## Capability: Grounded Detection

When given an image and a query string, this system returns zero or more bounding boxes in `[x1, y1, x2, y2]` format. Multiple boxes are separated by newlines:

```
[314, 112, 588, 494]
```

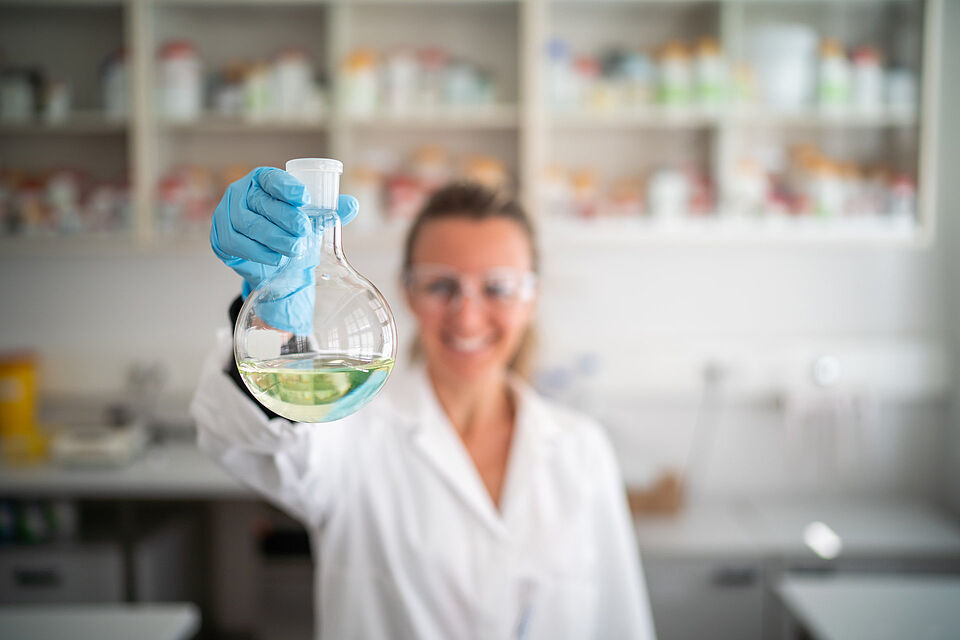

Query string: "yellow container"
[0, 352, 47, 464]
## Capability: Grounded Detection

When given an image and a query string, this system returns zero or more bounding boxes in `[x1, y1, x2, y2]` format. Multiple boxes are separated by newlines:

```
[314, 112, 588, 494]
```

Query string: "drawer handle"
[14, 567, 61, 589]
[711, 566, 757, 588]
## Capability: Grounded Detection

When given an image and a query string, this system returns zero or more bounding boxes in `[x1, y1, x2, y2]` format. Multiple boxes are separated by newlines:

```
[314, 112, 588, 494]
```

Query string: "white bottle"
[384, 48, 418, 113]
[102, 50, 128, 120]
[272, 48, 313, 120]
[158, 40, 202, 122]
[851, 46, 884, 115]
[342, 49, 379, 115]
[817, 39, 851, 113]
[648, 168, 689, 219]
[885, 68, 917, 117]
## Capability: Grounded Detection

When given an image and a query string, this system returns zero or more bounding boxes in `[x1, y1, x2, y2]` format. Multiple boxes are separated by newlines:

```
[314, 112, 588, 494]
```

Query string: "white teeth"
[448, 336, 490, 353]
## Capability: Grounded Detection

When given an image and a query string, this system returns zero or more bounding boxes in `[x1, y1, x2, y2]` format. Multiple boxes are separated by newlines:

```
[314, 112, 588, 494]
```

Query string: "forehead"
[410, 217, 533, 272]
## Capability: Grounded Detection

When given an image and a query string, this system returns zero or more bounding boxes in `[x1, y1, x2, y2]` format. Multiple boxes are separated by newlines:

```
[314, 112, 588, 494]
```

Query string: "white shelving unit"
[0, 0, 942, 253]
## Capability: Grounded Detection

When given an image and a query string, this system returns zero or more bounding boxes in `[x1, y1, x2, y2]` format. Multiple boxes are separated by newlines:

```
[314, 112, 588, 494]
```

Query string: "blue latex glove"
[211, 167, 358, 334]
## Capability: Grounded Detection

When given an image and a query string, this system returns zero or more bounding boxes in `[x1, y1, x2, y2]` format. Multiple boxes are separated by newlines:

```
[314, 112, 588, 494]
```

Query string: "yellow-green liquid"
[238, 354, 394, 423]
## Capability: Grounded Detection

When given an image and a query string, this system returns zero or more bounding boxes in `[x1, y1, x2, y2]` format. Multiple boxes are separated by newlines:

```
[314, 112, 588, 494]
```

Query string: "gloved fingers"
[214, 209, 283, 265]
[255, 167, 310, 206]
[246, 182, 311, 237]
[338, 194, 359, 226]
[233, 206, 303, 257]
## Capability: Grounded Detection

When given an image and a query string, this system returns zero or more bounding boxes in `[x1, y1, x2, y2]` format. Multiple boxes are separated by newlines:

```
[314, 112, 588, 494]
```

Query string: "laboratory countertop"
[2, 442, 959, 559]
[0, 441, 247, 499]
[0, 603, 200, 640]
[635, 499, 960, 559]
[776, 575, 960, 640]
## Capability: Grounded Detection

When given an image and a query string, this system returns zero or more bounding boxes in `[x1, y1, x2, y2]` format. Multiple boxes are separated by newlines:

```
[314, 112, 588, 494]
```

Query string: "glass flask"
[234, 158, 398, 422]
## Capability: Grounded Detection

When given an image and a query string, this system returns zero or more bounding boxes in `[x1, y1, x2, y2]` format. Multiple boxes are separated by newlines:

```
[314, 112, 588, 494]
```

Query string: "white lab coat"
[190, 328, 656, 640]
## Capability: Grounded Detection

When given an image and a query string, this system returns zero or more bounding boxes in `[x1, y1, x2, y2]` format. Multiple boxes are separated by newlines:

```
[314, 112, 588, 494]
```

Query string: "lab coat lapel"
[499, 377, 561, 529]
[401, 368, 509, 539]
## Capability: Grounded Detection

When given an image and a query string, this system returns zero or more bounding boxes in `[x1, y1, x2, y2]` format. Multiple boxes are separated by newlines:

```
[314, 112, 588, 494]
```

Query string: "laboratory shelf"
[159, 115, 328, 134]
[549, 108, 720, 129]
[0, 112, 127, 135]
[337, 0, 519, 5]
[724, 109, 919, 129]
[343, 105, 520, 129]
[0, 0, 941, 248]
[548, 109, 919, 130]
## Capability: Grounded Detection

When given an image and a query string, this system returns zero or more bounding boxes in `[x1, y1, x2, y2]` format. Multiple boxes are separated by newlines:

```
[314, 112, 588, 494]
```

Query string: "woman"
[191, 167, 656, 639]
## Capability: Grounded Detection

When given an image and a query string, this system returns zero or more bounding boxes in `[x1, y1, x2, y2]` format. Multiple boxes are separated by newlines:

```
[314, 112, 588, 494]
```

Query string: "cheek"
[495, 304, 535, 345]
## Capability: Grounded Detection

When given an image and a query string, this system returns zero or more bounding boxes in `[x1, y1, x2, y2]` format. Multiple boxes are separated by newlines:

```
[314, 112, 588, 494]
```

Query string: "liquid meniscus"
[238, 354, 394, 423]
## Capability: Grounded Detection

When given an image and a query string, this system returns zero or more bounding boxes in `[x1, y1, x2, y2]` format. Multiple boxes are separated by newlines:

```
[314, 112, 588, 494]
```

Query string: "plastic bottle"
[818, 39, 851, 112]
[158, 40, 202, 122]
[851, 46, 884, 115]
[695, 37, 725, 108]
[342, 49, 379, 115]
[657, 41, 692, 107]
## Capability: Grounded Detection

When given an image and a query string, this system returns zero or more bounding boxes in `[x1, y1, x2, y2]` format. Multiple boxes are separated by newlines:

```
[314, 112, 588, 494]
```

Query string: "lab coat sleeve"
[585, 424, 658, 640]
[190, 326, 353, 529]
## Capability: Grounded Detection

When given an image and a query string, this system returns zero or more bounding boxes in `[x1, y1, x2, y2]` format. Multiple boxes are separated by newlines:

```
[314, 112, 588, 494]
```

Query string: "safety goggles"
[404, 264, 538, 311]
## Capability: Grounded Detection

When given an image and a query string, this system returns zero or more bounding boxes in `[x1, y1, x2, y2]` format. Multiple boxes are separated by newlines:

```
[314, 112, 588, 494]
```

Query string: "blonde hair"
[401, 182, 539, 379]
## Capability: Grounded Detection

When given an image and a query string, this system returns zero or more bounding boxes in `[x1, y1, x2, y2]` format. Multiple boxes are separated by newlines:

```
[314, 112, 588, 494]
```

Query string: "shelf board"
[726, 108, 919, 128]
[550, 108, 720, 129]
[550, 107, 919, 130]
[0, 112, 127, 135]
[161, 115, 327, 133]
[343, 105, 519, 129]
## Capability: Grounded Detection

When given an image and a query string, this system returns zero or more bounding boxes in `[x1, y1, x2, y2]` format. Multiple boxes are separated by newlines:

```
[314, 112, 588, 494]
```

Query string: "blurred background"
[0, 0, 958, 638]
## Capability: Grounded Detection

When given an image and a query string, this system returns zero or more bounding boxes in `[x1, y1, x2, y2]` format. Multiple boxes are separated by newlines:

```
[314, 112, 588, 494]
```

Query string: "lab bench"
[775, 574, 960, 640]
[636, 500, 960, 640]
[0, 603, 200, 640]
[2, 442, 960, 640]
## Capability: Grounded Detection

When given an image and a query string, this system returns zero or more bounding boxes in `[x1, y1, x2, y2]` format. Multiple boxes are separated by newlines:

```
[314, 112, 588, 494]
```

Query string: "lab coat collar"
[387, 365, 562, 538]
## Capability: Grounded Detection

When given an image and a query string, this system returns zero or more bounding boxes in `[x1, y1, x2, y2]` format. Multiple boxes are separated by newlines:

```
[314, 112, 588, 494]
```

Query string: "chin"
[429, 345, 511, 382]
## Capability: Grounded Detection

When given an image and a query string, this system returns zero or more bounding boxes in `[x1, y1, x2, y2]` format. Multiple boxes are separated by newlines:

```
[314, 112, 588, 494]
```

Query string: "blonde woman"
[192, 169, 656, 639]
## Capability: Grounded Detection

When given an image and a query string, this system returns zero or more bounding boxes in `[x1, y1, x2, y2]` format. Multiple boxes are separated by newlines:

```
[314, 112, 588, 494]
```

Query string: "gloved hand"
[212, 167, 358, 297]
[211, 167, 359, 334]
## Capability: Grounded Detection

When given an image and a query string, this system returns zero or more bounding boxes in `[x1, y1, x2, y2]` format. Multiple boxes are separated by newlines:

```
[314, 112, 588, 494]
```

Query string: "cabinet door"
[643, 555, 764, 640]
[0, 544, 124, 604]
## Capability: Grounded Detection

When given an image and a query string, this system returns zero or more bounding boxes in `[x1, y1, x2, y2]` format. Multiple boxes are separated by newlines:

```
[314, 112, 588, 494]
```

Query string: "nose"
[447, 287, 488, 326]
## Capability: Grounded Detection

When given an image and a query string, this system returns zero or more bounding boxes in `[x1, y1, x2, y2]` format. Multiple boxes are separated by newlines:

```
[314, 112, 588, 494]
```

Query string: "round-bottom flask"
[234, 158, 398, 422]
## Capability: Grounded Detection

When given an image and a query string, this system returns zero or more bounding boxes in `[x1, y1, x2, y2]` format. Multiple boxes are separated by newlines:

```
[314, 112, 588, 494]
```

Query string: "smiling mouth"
[444, 335, 494, 354]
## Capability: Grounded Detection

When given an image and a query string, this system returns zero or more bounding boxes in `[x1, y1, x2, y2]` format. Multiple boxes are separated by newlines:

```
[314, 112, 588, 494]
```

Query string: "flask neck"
[306, 208, 343, 263]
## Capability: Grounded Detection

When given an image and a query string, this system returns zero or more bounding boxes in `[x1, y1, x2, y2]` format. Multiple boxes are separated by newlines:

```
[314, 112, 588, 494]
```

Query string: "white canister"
[102, 50, 128, 120]
[158, 40, 202, 122]
[384, 48, 418, 113]
[817, 39, 851, 112]
[747, 24, 817, 110]
[342, 49, 379, 115]
[657, 41, 693, 107]
[243, 63, 271, 122]
[43, 81, 72, 124]
[851, 46, 884, 115]
[695, 37, 726, 107]
[885, 68, 917, 117]
[647, 169, 689, 219]
[0, 71, 38, 122]
[272, 48, 313, 120]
